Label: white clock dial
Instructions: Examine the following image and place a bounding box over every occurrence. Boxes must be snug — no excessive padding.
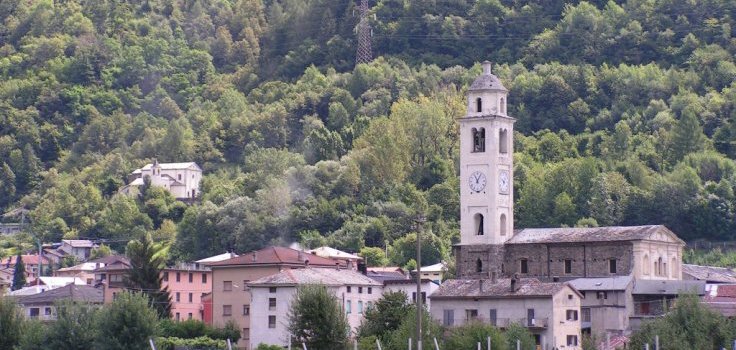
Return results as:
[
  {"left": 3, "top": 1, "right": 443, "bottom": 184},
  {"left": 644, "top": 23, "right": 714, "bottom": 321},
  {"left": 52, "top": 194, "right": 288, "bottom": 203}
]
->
[
  {"left": 469, "top": 171, "right": 487, "bottom": 192},
  {"left": 499, "top": 170, "right": 510, "bottom": 194}
]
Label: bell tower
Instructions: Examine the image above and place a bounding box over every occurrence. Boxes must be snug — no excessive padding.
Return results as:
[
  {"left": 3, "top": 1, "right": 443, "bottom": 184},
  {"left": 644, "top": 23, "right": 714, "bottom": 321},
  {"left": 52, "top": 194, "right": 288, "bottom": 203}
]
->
[{"left": 455, "top": 61, "right": 515, "bottom": 278}]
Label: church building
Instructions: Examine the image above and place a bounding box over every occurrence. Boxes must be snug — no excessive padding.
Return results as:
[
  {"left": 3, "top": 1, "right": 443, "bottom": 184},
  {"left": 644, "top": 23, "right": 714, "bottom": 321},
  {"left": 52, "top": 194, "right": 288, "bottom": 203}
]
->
[{"left": 430, "top": 62, "right": 691, "bottom": 349}]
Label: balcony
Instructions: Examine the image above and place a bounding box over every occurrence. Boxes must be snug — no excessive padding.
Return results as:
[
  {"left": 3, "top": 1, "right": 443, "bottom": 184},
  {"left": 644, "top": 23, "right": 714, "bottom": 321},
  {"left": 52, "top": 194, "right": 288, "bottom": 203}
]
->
[{"left": 459, "top": 317, "right": 548, "bottom": 329}]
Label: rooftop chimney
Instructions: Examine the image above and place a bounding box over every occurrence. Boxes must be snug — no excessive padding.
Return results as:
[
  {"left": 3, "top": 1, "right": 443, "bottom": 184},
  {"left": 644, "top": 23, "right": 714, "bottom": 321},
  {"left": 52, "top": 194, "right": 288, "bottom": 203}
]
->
[
  {"left": 510, "top": 273, "right": 520, "bottom": 292},
  {"left": 482, "top": 61, "right": 492, "bottom": 75},
  {"left": 479, "top": 279, "right": 484, "bottom": 293}
]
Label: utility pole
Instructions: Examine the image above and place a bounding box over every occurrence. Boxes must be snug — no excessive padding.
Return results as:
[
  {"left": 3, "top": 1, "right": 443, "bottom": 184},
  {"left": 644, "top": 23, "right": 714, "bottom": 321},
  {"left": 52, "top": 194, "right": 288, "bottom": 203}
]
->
[
  {"left": 355, "top": 0, "right": 373, "bottom": 65},
  {"left": 414, "top": 215, "right": 426, "bottom": 350}
]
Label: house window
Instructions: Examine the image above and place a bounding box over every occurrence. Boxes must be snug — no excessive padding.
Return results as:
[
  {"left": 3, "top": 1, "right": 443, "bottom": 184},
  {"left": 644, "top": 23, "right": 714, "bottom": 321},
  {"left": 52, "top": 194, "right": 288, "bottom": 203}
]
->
[
  {"left": 358, "top": 301, "right": 363, "bottom": 314},
  {"left": 188, "top": 273, "right": 193, "bottom": 283},
  {"left": 243, "top": 280, "right": 250, "bottom": 291},
  {"left": 566, "top": 310, "right": 578, "bottom": 321},
  {"left": 163, "top": 272, "right": 169, "bottom": 282},
  {"left": 581, "top": 308, "right": 591, "bottom": 322},
  {"left": 476, "top": 97, "right": 482, "bottom": 113},
  {"left": 223, "top": 305, "right": 232, "bottom": 316},
  {"left": 358, "top": 287, "right": 363, "bottom": 294},
  {"left": 597, "top": 291, "right": 608, "bottom": 300},
  {"left": 268, "top": 315, "right": 276, "bottom": 328},
  {"left": 243, "top": 305, "right": 250, "bottom": 315},
  {"left": 188, "top": 313, "right": 192, "bottom": 320},
  {"left": 176, "top": 312, "right": 180, "bottom": 321},
  {"left": 242, "top": 328, "right": 250, "bottom": 340},
  {"left": 475, "top": 213, "right": 484, "bottom": 235},
  {"left": 465, "top": 309, "right": 478, "bottom": 321},
  {"left": 30, "top": 308, "right": 39, "bottom": 318},
  {"left": 368, "top": 287, "right": 372, "bottom": 294},
  {"left": 347, "top": 286, "right": 351, "bottom": 293},
  {"left": 499, "top": 129, "right": 508, "bottom": 154},
  {"left": 176, "top": 272, "right": 181, "bottom": 282},
  {"left": 520, "top": 259, "right": 528, "bottom": 274},
  {"left": 476, "top": 259, "right": 483, "bottom": 273},
  {"left": 443, "top": 309, "right": 454, "bottom": 326},
  {"left": 44, "top": 307, "right": 52, "bottom": 315},
  {"left": 609, "top": 259, "right": 617, "bottom": 274},
  {"left": 412, "top": 292, "right": 427, "bottom": 304},
  {"left": 269, "top": 298, "right": 276, "bottom": 310},
  {"left": 188, "top": 293, "right": 193, "bottom": 303},
  {"left": 489, "top": 309, "right": 497, "bottom": 326},
  {"left": 564, "top": 259, "right": 572, "bottom": 274},
  {"left": 176, "top": 292, "right": 180, "bottom": 302},
  {"left": 567, "top": 335, "right": 579, "bottom": 346},
  {"left": 223, "top": 281, "right": 232, "bottom": 292},
  {"left": 178, "top": 174, "right": 182, "bottom": 181},
  {"left": 346, "top": 300, "right": 352, "bottom": 314},
  {"left": 269, "top": 287, "right": 277, "bottom": 293},
  {"left": 472, "top": 128, "right": 486, "bottom": 152},
  {"left": 202, "top": 273, "right": 207, "bottom": 283}
]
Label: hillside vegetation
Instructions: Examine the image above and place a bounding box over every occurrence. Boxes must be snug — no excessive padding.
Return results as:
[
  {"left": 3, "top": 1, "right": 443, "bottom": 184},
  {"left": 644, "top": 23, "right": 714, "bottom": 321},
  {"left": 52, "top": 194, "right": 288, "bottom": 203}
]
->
[{"left": 1, "top": 0, "right": 735, "bottom": 264}]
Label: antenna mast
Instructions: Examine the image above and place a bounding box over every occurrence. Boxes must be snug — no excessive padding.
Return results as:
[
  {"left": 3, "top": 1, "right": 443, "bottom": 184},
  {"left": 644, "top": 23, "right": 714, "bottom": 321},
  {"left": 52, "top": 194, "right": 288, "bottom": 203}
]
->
[{"left": 356, "top": 0, "right": 373, "bottom": 65}]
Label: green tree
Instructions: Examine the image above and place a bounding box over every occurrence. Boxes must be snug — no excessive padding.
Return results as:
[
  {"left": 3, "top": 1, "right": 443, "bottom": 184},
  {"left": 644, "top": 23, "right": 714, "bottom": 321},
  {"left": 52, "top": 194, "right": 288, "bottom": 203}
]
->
[
  {"left": 358, "top": 291, "right": 411, "bottom": 341},
  {"left": 125, "top": 234, "right": 171, "bottom": 318},
  {"left": 385, "top": 305, "right": 443, "bottom": 350},
  {"left": 444, "top": 322, "right": 506, "bottom": 350},
  {"left": 504, "top": 323, "right": 536, "bottom": 350},
  {"left": 0, "top": 296, "right": 25, "bottom": 349},
  {"left": 12, "top": 253, "right": 26, "bottom": 290},
  {"left": 46, "top": 300, "right": 98, "bottom": 350},
  {"left": 359, "top": 247, "right": 388, "bottom": 267},
  {"left": 669, "top": 112, "right": 707, "bottom": 164},
  {"left": 287, "top": 284, "right": 350, "bottom": 350},
  {"left": 94, "top": 292, "right": 160, "bottom": 350}
]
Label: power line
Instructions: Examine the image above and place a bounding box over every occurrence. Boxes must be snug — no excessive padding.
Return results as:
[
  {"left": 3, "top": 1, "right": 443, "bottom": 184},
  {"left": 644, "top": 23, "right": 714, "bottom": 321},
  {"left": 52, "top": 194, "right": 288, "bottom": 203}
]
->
[{"left": 355, "top": 0, "right": 373, "bottom": 65}]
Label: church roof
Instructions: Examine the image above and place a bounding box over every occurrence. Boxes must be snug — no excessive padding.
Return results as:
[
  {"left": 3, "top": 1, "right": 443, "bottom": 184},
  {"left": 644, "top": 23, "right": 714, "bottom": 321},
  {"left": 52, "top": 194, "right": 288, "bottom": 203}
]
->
[
  {"left": 469, "top": 61, "right": 507, "bottom": 92},
  {"left": 507, "top": 225, "right": 684, "bottom": 245},
  {"left": 430, "top": 278, "right": 579, "bottom": 299}
]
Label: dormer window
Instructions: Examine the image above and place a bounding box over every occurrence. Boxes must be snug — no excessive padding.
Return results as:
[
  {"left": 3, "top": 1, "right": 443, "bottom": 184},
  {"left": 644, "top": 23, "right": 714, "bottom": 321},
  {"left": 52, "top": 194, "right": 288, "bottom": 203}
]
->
[
  {"left": 476, "top": 98, "right": 482, "bottom": 113},
  {"left": 472, "top": 128, "right": 485, "bottom": 152}
]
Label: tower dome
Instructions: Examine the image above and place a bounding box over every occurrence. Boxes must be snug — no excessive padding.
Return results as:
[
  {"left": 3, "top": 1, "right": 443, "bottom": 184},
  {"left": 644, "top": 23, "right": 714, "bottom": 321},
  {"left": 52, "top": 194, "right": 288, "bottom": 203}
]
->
[{"left": 469, "top": 61, "right": 507, "bottom": 92}]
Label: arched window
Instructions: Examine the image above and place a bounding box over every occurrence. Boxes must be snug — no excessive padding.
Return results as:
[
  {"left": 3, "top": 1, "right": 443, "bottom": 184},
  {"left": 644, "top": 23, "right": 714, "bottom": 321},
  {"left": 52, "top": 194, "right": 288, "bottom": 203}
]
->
[
  {"left": 500, "top": 214, "right": 507, "bottom": 236},
  {"left": 657, "top": 257, "right": 663, "bottom": 276},
  {"left": 476, "top": 97, "right": 482, "bottom": 113},
  {"left": 643, "top": 254, "right": 650, "bottom": 275},
  {"left": 474, "top": 213, "right": 484, "bottom": 235},
  {"left": 499, "top": 129, "right": 508, "bottom": 154},
  {"left": 500, "top": 97, "right": 506, "bottom": 115},
  {"left": 476, "top": 259, "right": 483, "bottom": 273},
  {"left": 473, "top": 128, "right": 485, "bottom": 152}
]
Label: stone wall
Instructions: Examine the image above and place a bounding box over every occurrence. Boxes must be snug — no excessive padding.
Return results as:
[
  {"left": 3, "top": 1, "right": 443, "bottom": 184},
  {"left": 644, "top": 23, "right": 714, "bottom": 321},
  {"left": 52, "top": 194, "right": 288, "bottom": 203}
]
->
[
  {"left": 502, "top": 242, "right": 634, "bottom": 278},
  {"left": 454, "top": 244, "right": 505, "bottom": 278}
]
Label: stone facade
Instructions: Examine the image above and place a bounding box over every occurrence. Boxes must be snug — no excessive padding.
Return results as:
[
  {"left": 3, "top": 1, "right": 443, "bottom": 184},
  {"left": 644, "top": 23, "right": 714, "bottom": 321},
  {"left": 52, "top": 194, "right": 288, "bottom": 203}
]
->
[
  {"left": 503, "top": 242, "right": 634, "bottom": 279},
  {"left": 454, "top": 244, "right": 505, "bottom": 279}
]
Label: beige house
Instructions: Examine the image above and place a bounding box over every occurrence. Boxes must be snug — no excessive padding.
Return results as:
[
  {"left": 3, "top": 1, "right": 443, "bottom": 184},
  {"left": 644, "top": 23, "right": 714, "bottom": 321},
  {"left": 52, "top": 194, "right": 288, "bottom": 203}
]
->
[
  {"left": 15, "top": 284, "right": 103, "bottom": 320},
  {"left": 430, "top": 277, "right": 583, "bottom": 350},
  {"left": 569, "top": 276, "right": 634, "bottom": 338},
  {"left": 121, "top": 160, "right": 201, "bottom": 201},
  {"left": 206, "top": 247, "right": 341, "bottom": 350},
  {"left": 247, "top": 267, "right": 382, "bottom": 348}
]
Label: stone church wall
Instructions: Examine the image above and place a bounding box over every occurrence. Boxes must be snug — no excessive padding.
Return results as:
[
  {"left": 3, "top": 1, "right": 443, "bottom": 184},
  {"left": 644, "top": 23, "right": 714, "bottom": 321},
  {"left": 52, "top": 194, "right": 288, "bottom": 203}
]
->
[
  {"left": 501, "top": 242, "right": 634, "bottom": 278},
  {"left": 454, "top": 244, "right": 505, "bottom": 278}
]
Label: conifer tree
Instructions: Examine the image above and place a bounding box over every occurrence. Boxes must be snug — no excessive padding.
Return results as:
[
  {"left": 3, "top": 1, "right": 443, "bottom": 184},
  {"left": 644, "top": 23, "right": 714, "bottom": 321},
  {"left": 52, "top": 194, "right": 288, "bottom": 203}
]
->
[
  {"left": 125, "top": 234, "right": 171, "bottom": 318},
  {"left": 12, "top": 253, "right": 26, "bottom": 291}
]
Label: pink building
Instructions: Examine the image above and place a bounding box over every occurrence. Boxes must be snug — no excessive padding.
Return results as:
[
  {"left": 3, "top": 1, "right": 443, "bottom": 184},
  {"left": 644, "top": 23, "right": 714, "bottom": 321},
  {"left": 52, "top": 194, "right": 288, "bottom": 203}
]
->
[{"left": 161, "top": 263, "right": 212, "bottom": 321}]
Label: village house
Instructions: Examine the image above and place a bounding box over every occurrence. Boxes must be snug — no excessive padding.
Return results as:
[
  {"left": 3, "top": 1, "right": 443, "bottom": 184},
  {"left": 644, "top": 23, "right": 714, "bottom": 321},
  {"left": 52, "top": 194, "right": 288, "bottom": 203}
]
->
[
  {"left": 92, "top": 256, "right": 131, "bottom": 303},
  {"left": 412, "top": 262, "right": 447, "bottom": 284},
  {"left": 568, "top": 276, "right": 634, "bottom": 337},
  {"left": 55, "top": 262, "right": 101, "bottom": 284},
  {"left": 0, "top": 254, "right": 51, "bottom": 280},
  {"left": 15, "top": 284, "right": 103, "bottom": 320},
  {"left": 206, "top": 246, "right": 342, "bottom": 350},
  {"left": 382, "top": 278, "right": 439, "bottom": 309},
  {"left": 120, "top": 160, "right": 201, "bottom": 201},
  {"left": 247, "top": 267, "right": 382, "bottom": 349},
  {"left": 431, "top": 277, "right": 583, "bottom": 350},
  {"left": 58, "top": 240, "right": 97, "bottom": 261}
]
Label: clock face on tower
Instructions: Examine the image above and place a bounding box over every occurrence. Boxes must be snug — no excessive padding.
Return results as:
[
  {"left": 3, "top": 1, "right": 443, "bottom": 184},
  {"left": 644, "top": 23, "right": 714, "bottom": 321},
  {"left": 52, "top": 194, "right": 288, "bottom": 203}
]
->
[
  {"left": 469, "top": 171, "right": 487, "bottom": 192},
  {"left": 499, "top": 170, "right": 510, "bottom": 194}
]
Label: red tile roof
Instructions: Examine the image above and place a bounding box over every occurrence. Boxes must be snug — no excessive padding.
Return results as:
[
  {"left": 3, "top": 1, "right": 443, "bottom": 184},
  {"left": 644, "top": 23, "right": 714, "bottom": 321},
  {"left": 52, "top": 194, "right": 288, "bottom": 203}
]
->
[
  {"left": 207, "top": 246, "right": 340, "bottom": 268},
  {"left": 0, "top": 254, "right": 51, "bottom": 266}
]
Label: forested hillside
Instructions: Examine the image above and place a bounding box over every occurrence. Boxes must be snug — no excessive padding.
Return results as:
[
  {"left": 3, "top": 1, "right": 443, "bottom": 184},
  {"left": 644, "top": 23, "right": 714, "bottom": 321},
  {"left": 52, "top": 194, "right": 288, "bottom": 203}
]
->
[{"left": 1, "top": 0, "right": 735, "bottom": 266}]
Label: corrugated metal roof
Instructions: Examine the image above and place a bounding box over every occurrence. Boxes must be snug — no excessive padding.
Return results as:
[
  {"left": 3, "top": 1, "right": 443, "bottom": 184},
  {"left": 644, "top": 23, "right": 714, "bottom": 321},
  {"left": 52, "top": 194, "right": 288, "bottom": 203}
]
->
[
  {"left": 248, "top": 267, "right": 381, "bottom": 287},
  {"left": 507, "top": 225, "right": 684, "bottom": 245},
  {"left": 430, "top": 278, "right": 575, "bottom": 299},
  {"left": 568, "top": 276, "right": 633, "bottom": 291},
  {"left": 683, "top": 264, "right": 736, "bottom": 283},
  {"left": 632, "top": 279, "right": 705, "bottom": 295},
  {"left": 16, "top": 284, "right": 103, "bottom": 305}
]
